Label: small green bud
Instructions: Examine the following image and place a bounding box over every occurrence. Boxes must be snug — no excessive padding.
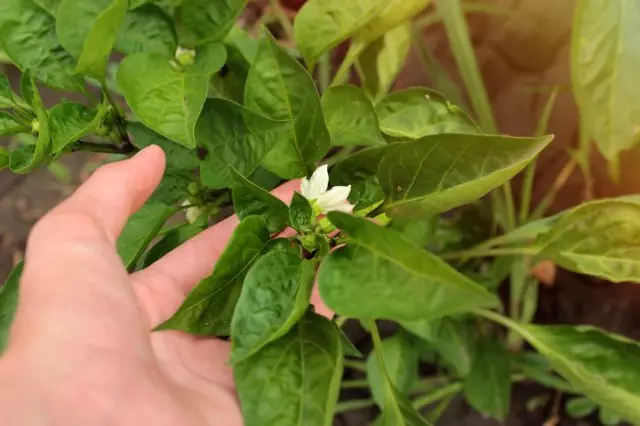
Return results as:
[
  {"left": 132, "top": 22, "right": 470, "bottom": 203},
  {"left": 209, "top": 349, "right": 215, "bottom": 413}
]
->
[
  {"left": 175, "top": 47, "right": 195, "bottom": 66},
  {"left": 187, "top": 182, "right": 200, "bottom": 195},
  {"left": 31, "top": 119, "right": 40, "bottom": 134},
  {"left": 299, "top": 234, "right": 317, "bottom": 252},
  {"left": 318, "top": 217, "right": 336, "bottom": 234}
]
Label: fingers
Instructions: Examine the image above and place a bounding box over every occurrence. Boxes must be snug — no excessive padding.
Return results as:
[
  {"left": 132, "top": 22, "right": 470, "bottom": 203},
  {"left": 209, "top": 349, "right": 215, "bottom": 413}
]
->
[
  {"left": 11, "top": 147, "right": 165, "bottom": 348},
  {"left": 138, "top": 180, "right": 301, "bottom": 294}
]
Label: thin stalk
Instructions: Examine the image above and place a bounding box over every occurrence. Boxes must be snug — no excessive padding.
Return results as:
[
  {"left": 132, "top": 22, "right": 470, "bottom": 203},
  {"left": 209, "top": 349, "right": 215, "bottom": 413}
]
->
[
  {"left": 331, "top": 43, "right": 364, "bottom": 87},
  {"left": 440, "top": 246, "right": 539, "bottom": 260},
  {"left": 335, "top": 315, "right": 350, "bottom": 328},
  {"left": 519, "top": 87, "right": 560, "bottom": 224},
  {"left": 415, "top": 1, "right": 510, "bottom": 29},
  {"left": 344, "top": 359, "right": 367, "bottom": 372},
  {"left": 531, "top": 157, "right": 578, "bottom": 220},
  {"left": 318, "top": 52, "right": 331, "bottom": 94},
  {"left": 270, "top": 0, "right": 294, "bottom": 42},
  {"left": 368, "top": 320, "right": 387, "bottom": 381},
  {"left": 412, "top": 382, "right": 463, "bottom": 410},
  {"left": 325, "top": 146, "right": 356, "bottom": 166},
  {"left": 341, "top": 378, "right": 368, "bottom": 389},
  {"left": 334, "top": 398, "right": 376, "bottom": 414}
]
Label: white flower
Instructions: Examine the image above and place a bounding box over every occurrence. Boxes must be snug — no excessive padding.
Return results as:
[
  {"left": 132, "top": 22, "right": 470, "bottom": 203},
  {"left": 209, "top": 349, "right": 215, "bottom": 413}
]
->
[
  {"left": 181, "top": 200, "right": 202, "bottom": 224},
  {"left": 301, "top": 165, "right": 354, "bottom": 214}
]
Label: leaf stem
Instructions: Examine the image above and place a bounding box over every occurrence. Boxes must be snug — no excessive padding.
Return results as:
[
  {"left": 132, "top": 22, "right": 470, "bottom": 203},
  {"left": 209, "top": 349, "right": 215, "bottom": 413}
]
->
[
  {"left": 334, "top": 398, "right": 376, "bottom": 414},
  {"left": 412, "top": 382, "right": 463, "bottom": 410},
  {"left": 335, "top": 315, "right": 350, "bottom": 327},
  {"left": 270, "top": 0, "right": 295, "bottom": 42},
  {"left": 531, "top": 156, "right": 578, "bottom": 220},
  {"left": 440, "top": 246, "right": 539, "bottom": 260},
  {"left": 344, "top": 359, "right": 367, "bottom": 372},
  {"left": 318, "top": 52, "right": 331, "bottom": 94},
  {"left": 341, "top": 378, "right": 369, "bottom": 389},
  {"left": 331, "top": 43, "right": 364, "bottom": 87}
]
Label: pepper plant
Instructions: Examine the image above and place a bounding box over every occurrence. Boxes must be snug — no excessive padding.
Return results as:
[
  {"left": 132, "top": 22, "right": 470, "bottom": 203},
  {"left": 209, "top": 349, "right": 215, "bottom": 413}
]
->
[{"left": 1, "top": 0, "right": 640, "bottom": 425}]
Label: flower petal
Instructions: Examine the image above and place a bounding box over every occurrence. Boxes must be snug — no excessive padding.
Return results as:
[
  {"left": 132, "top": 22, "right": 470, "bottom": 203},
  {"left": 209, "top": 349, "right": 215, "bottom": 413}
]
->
[
  {"left": 325, "top": 202, "right": 354, "bottom": 214},
  {"left": 300, "top": 177, "right": 311, "bottom": 198},
  {"left": 308, "top": 164, "right": 329, "bottom": 198},
  {"left": 316, "top": 185, "right": 351, "bottom": 210}
]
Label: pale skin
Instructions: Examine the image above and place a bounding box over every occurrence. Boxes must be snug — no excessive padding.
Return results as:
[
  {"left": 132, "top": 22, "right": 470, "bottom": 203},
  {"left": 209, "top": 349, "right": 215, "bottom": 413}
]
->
[{"left": 0, "top": 145, "right": 332, "bottom": 425}]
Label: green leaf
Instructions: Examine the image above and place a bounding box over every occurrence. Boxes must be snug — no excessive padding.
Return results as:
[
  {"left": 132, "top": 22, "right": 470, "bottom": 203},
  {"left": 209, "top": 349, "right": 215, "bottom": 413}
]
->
[
  {"left": 128, "top": 121, "right": 199, "bottom": 172},
  {"left": 374, "top": 133, "right": 552, "bottom": 218},
  {"left": 231, "top": 251, "right": 315, "bottom": 363},
  {"left": 209, "top": 39, "right": 251, "bottom": 102},
  {"left": 231, "top": 169, "right": 289, "bottom": 234},
  {"left": 600, "top": 406, "right": 623, "bottom": 426},
  {"left": 318, "top": 213, "right": 498, "bottom": 321},
  {"left": 367, "top": 332, "right": 418, "bottom": 408},
  {"left": 0, "top": 73, "right": 17, "bottom": 108},
  {"left": 463, "top": 338, "right": 511, "bottom": 421},
  {"left": 402, "top": 317, "right": 475, "bottom": 377},
  {"left": 321, "top": 85, "right": 385, "bottom": 147},
  {"left": 234, "top": 310, "right": 343, "bottom": 426},
  {"left": 196, "top": 98, "right": 287, "bottom": 188},
  {"left": 565, "top": 397, "right": 597, "bottom": 418},
  {"left": 0, "top": 0, "right": 83, "bottom": 91},
  {"left": 378, "top": 382, "right": 431, "bottom": 426},
  {"left": 0, "top": 147, "right": 9, "bottom": 171},
  {"left": 33, "top": 0, "right": 61, "bottom": 15},
  {"left": 117, "top": 201, "right": 174, "bottom": 268},
  {"left": 49, "top": 102, "right": 104, "bottom": 153},
  {"left": 157, "top": 216, "right": 270, "bottom": 336},
  {"left": 116, "top": 4, "right": 177, "bottom": 57},
  {"left": 354, "top": 0, "right": 430, "bottom": 46},
  {"left": 501, "top": 318, "right": 640, "bottom": 424},
  {"left": 289, "top": 192, "right": 314, "bottom": 233},
  {"left": 9, "top": 74, "right": 50, "bottom": 174},
  {"left": 537, "top": 199, "right": 640, "bottom": 283},
  {"left": 293, "top": 0, "right": 388, "bottom": 66},
  {"left": 179, "top": 0, "right": 247, "bottom": 44},
  {"left": 244, "top": 30, "right": 330, "bottom": 178},
  {"left": 0, "top": 262, "right": 22, "bottom": 353},
  {"left": 338, "top": 327, "right": 363, "bottom": 358},
  {"left": 0, "top": 111, "right": 26, "bottom": 136},
  {"left": 571, "top": 0, "right": 640, "bottom": 163},
  {"left": 375, "top": 88, "right": 479, "bottom": 140},
  {"left": 143, "top": 222, "right": 204, "bottom": 268},
  {"left": 357, "top": 23, "right": 411, "bottom": 102},
  {"left": 117, "top": 42, "right": 226, "bottom": 148}
]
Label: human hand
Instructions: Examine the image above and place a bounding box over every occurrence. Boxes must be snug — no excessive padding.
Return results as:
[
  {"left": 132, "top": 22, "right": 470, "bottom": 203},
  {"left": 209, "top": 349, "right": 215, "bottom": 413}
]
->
[{"left": 0, "top": 146, "right": 330, "bottom": 426}]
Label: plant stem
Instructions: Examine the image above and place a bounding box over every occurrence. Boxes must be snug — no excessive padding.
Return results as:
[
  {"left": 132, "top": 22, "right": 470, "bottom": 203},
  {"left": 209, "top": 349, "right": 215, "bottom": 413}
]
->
[
  {"left": 344, "top": 359, "right": 367, "bottom": 372},
  {"left": 270, "top": 0, "right": 294, "bottom": 42},
  {"left": 440, "top": 246, "right": 539, "bottom": 260},
  {"left": 341, "top": 378, "right": 369, "bottom": 389},
  {"left": 531, "top": 156, "right": 578, "bottom": 220},
  {"left": 318, "top": 52, "right": 331, "bottom": 94},
  {"left": 325, "top": 146, "right": 356, "bottom": 166},
  {"left": 519, "top": 87, "right": 560, "bottom": 224},
  {"left": 334, "top": 398, "right": 376, "bottom": 414},
  {"left": 331, "top": 43, "right": 364, "bottom": 87},
  {"left": 368, "top": 320, "right": 387, "bottom": 380},
  {"left": 412, "top": 382, "right": 463, "bottom": 410},
  {"left": 72, "top": 140, "right": 138, "bottom": 154},
  {"left": 335, "top": 315, "right": 350, "bottom": 327}
]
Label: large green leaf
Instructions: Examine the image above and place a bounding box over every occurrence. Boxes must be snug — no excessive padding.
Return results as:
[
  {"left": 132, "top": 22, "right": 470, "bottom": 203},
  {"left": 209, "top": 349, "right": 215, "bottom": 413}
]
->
[
  {"left": 49, "top": 102, "right": 104, "bottom": 153},
  {"left": 117, "top": 201, "right": 174, "bottom": 268},
  {"left": 179, "top": 0, "right": 247, "bottom": 44},
  {"left": 332, "top": 133, "right": 552, "bottom": 218},
  {"left": 510, "top": 322, "right": 640, "bottom": 424},
  {"left": 9, "top": 74, "right": 50, "bottom": 174},
  {"left": 402, "top": 317, "right": 475, "bottom": 377},
  {"left": 196, "top": 98, "right": 287, "bottom": 188},
  {"left": 234, "top": 310, "right": 343, "bottom": 426},
  {"left": 57, "top": 0, "right": 128, "bottom": 80},
  {"left": 157, "top": 216, "right": 270, "bottom": 336},
  {"left": 116, "top": 4, "right": 177, "bottom": 56},
  {"left": 357, "top": 23, "right": 411, "bottom": 102},
  {"left": 209, "top": 29, "right": 255, "bottom": 102},
  {"left": 231, "top": 169, "right": 289, "bottom": 234},
  {"left": 244, "top": 31, "right": 330, "bottom": 178},
  {"left": 294, "top": 0, "right": 388, "bottom": 66},
  {"left": 321, "top": 85, "right": 385, "bottom": 147},
  {"left": 0, "top": 262, "right": 22, "bottom": 353},
  {"left": 118, "top": 42, "right": 226, "bottom": 148},
  {"left": 0, "top": 0, "right": 83, "bottom": 91},
  {"left": 0, "top": 111, "right": 26, "bottom": 136},
  {"left": 571, "top": 0, "right": 640, "bottom": 163},
  {"left": 463, "top": 338, "right": 511, "bottom": 421},
  {"left": 353, "top": 0, "right": 430, "bottom": 47},
  {"left": 537, "top": 199, "right": 640, "bottom": 282},
  {"left": 231, "top": 251, "right": 315, "bottom": 363},
  {"left": 367, "top": 332, "right": 418, "bottom": 408},
  {"left": 289, "top": 192, "right": 314, "bottom": 234},
  {"left": 375, "top": 88, "right": 479, "bottom": 140},
  {"left": 318, "top": 213, "right": 498, "bottom": 321}
]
